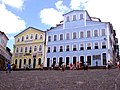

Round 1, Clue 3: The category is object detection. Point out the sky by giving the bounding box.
[0,0,120,52]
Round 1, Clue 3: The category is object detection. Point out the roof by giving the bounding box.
[63,10,92,21]
[0,31,9,40]
[14,27,45,37]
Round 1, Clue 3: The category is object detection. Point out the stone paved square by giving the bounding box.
[0,69,120,90]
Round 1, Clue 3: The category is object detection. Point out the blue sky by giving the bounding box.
[0,0,120,52]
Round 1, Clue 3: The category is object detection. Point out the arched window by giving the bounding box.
[38,58,41,65]
[25,47,27,53]
[20,47,23,52]
[16,47,19,53]
[40,35,43,39]
[35,34,38,40]
[34,46,37,51]
[29,46,32,53]
[21,36,24,41]
[39,45,42,52]
[15,59,17,64]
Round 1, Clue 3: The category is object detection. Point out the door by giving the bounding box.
[33,59,36,68]
[66,57,69,67]
[87,56,91,65]
[73,57,76,66]
[80,56,84,66]
[19,59,22,68]
[59,57,63,67]
[47,58,50,67]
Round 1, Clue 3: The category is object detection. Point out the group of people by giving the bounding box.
[51,61,89,71]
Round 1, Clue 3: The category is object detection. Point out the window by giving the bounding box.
[20,47,23,52]
[80,31,84,38]
[47,47,50,53]
[66,16,69,22]
[17,38,20,42]
[21,36,24,41]
[60,46,63,52]
[53,46,57,52]
[16,47,19,53]
[35,34,38,40]
[87,31,91,38]
[102,29,106,36]
[94,42,99,49]
[48,36,51,42]
[87,43,91,50]
[73,32,77,39]
[25,47,27,53]
[60,34,63,40]
[80,14,83,20]
[73,44,77,51]
[66,33,70,40]
[93,55,101,60]
[29,46,32,53]
[73,15,76,21]
[102,42,106,49]
[15,59,17,64]
[54,35,57,41]
[39,45,42,52]
[66,45,70,51]
[94,30,98,37]
[30,34,33,39]
[40,35,43,39]
[80,43,84,50]
[38,58,41,65]
[34,46,37,51]
[26,35,28,40]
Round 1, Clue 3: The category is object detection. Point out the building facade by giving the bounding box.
[12,27,46,69]
[0,31,12,70]
[45,10,119,67]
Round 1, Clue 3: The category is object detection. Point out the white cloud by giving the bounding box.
[55,0,70,13]
[40,8,63,27]
[85,0,120,43]
[0,3,26,34]
[70,0,88,10]
[1,0,24,9]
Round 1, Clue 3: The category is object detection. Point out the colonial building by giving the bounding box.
[45,10,119,67]
[0,31,12,70]
[12,27,46,69]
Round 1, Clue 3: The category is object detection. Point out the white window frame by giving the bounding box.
[86,42,92,50]
[86,30,91,38]
[79,31,84,38]
[66,32,70,40]
[94,29,99,37]
[72,32,77,39]
[79,43,85,50]
[80,14,83,20]
[72,44,77,51]
[65,44,70,51]
[53,34,57,41]
[59,34,64,40]
[94,42,99,49]
[48,35,52,42]
[73,15,76,21]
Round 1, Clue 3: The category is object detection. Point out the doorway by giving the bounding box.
[33,59,36,68]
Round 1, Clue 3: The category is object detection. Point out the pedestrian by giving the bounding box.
[69,63,73,70]
[117,61,120,69]
[61,62,65,71]
[6,63,11,73]
[107,61,111,70]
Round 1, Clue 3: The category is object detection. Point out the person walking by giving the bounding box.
[107,61,111,70]
[6,63,11,73]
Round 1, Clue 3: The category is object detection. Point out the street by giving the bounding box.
[0,69,120,90]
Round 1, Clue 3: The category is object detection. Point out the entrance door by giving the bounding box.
[66,57,69,66]
[73,57,76,66]
[59,57,63,67]
[80,56,84,66]
[53,58,56,66]
[87,56,91,65]
[103,53,107,65]
[47,58,50,67]
[33,59,36,68]
[19,59,22,68]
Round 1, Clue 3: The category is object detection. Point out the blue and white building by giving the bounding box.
[45,10,119,67]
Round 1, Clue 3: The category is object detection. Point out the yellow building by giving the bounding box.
[12,27,46,69]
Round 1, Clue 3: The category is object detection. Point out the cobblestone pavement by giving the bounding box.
[0,69,120,90]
